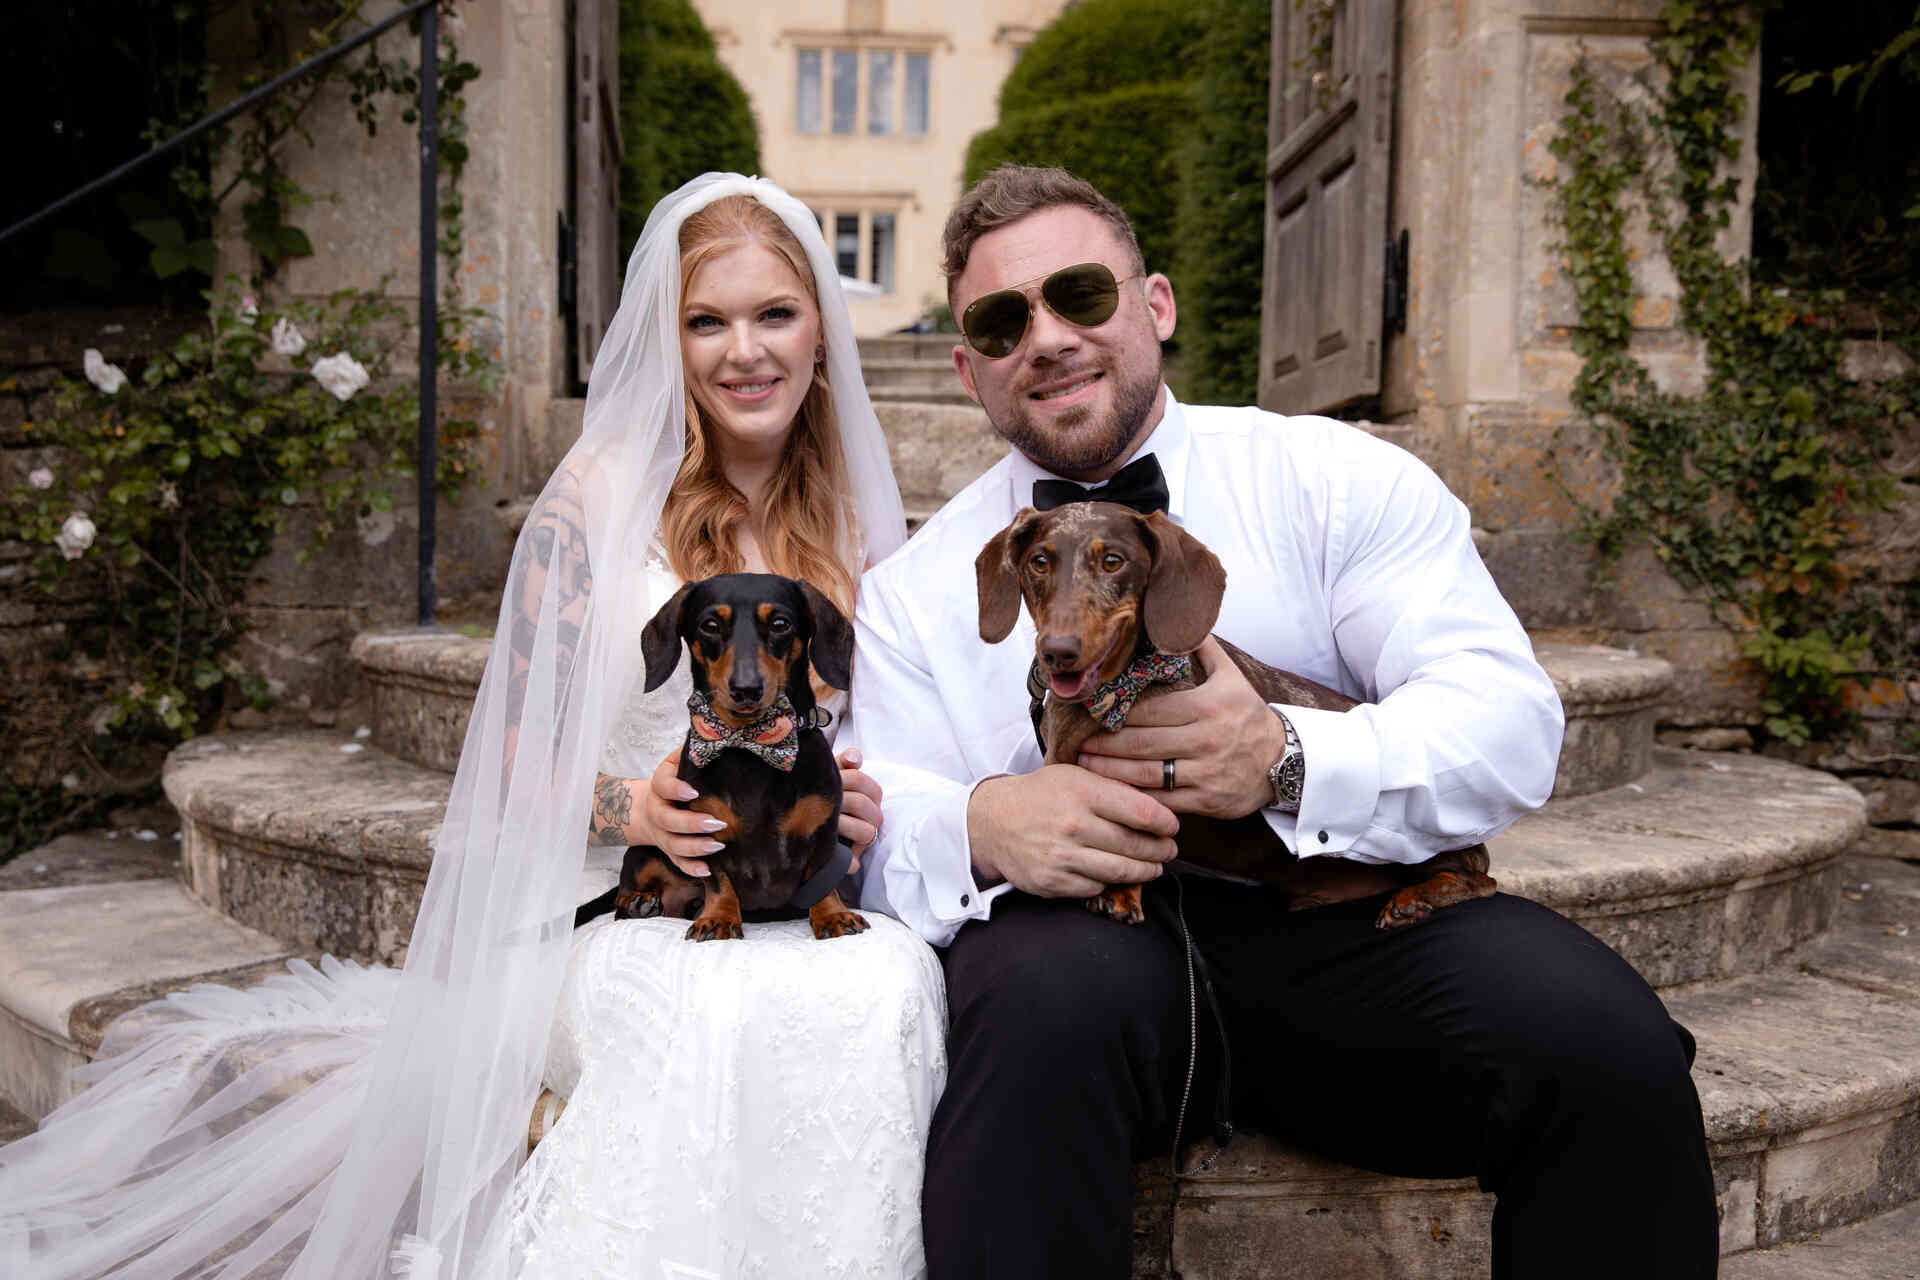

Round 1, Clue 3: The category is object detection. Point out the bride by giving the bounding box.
[0,174,946,1279]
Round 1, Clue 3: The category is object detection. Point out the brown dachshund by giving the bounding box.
[574,573,868,942]
[976,502,1496,931]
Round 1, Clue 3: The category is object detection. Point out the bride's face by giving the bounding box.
[680,239,823,465]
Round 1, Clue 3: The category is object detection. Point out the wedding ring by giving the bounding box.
[1162,759,1177,791]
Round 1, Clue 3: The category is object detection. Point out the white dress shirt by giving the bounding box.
[842,393,1565,948]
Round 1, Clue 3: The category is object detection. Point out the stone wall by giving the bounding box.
[1364,0,1918,821]
[0,310,200,793]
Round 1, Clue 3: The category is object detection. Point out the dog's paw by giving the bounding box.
[811,909,869,940]
[685,916,744,942]
[1085,887,1145,926]
[1374,889,1434,931]
[614,890,662,920]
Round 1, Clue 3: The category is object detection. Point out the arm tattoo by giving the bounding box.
[589,773,634,847]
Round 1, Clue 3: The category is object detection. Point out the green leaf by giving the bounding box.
[131,218,186,249]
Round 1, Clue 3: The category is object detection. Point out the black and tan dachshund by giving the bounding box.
[977,502,1497,931]
[575,573,869,942]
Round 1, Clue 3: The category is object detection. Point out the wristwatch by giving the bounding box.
[1268,710,1304,811]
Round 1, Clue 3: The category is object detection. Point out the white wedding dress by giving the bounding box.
[0,564,947,1280]
[499,558,949,1279]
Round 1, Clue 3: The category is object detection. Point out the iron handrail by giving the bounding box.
[3,0,444,627]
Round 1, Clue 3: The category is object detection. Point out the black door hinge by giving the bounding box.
[1383,228,1409,336]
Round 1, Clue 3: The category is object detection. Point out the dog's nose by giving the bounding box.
[728,677,764,704]
[1039,635,1082,671]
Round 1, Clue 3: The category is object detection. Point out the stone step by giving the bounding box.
[1495,747,1863,989]
[164,718,1859,996]
[1718,1198,1920,1279]
[10,789,1905,1268]
[0,1090,32,1145]
[351,629,489,775]
[351,615,1673,803]
[0,831,294,1120]
[861,359,968,396]
[867,383,978,405]
[1134,851,1920,1276]
[1534,642,1671,798]
[858,333,957,362]
[162,730,449,967]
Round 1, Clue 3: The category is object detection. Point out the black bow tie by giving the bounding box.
[1031,452,1170,515]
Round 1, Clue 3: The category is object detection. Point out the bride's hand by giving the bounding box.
[837,748,883,873]
[644,750,725,877]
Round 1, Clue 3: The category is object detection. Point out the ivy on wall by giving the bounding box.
[1545,0,1918,748]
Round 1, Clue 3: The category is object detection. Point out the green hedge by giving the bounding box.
[998,0,1206,117]
[965,83,1193,281]
[618,0,760,256]
[1175,0,1271,405]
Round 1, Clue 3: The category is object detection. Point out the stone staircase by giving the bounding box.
[7,628,1917,1274]
[4,368,1918,1273]
[857,334,977,406]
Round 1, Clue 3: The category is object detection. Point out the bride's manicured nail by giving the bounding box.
[675,784,698,801]
[699,818,726,832]
[700,840,725,854]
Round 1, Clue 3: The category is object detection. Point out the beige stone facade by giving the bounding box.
[691,0,1074,336]
[196,0,577,711]
[1369,0,1765,720]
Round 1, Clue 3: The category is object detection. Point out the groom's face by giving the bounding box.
[949,205,1176,483]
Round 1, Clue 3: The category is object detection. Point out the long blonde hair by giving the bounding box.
[660,195,858,619]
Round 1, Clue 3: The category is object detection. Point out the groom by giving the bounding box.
[842,165,1717,1279]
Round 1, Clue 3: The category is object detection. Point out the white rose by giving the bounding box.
[28,467,53,489]
[311,352,371,402]
[55,511,96,560]
[83,349,127,395]
[270,316,307,356]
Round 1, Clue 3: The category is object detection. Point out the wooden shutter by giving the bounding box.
[573,0,622,384]
[1259,0,1396,414]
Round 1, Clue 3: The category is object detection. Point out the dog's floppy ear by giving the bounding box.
[1140,511,1226,654]
[798,580,855,691]
[976,508,1042,643]
[641,581,695,692]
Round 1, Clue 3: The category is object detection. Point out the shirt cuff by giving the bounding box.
[1268,701,1379,857]
[918,777,1014,925]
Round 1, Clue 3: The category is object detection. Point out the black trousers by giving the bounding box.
[922,879,1719,1279]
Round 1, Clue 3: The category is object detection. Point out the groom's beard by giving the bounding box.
[986,352,1163,480]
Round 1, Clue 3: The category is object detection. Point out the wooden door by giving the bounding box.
[573,0,621,384]
[1259,0,1396,414]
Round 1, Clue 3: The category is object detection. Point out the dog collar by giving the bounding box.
[1072,651,1194,731]
[685,692,819,771]
[789,837,856,908]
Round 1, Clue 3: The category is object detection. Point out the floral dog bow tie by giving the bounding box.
[1078,651,1194,731]
[685,691,802,771]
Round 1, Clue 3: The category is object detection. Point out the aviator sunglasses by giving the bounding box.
[959,261,1144,359]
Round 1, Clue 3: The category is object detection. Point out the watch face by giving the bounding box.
[1273,753,1304,805]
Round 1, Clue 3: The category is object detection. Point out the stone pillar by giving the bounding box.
[1378,0,1760,713]
[203,1,572,714]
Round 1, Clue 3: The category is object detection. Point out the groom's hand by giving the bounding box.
[1075,636,1286,820]
[966,766,1178,898]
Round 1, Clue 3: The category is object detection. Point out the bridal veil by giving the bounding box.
[0,173,906,1279]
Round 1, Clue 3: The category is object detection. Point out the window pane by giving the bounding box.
[796,49,821,134]
[831,50,858,135]
[868,51,894,136]
[870,213,895,291]
[835,214,860,279]
[905,53,930,135]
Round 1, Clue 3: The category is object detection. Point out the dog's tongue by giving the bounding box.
[1048,670,1092,700]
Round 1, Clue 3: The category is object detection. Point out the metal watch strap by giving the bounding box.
[1269,710,1304,811]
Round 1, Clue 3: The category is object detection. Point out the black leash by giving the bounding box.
[1150,871,1236,1178]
